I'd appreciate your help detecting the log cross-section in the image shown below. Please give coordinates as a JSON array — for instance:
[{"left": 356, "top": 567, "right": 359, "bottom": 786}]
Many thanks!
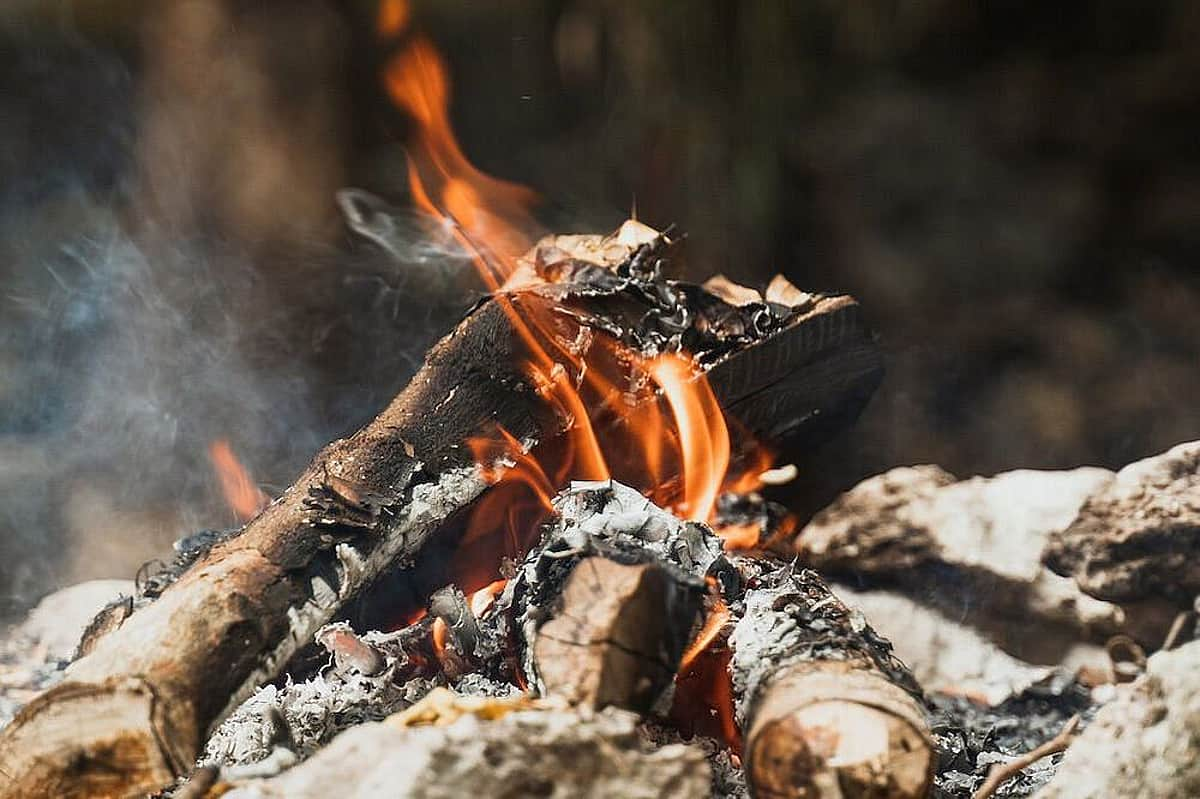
[{"left": 533, "top": 556, "right": 704, "bottom": 712}]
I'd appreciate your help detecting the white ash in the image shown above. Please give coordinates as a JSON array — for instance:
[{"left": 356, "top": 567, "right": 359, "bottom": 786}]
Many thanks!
[
  {"left": 545, "top": 479, "right": 729, "bottom": 578},
  {"left": 797, "top": 464, "right": 1123, "bottom": 652},
  {"left": 221, "top": 702, "right": 712, "bottom": 799},
  {"left": 1036, "top": 640, "right": 1200, "bottom": 799},
  {"left": 451, "top": 671, "right": 520, "bottom": 698},
  {"left": 204, "top": 633, "right": 518, "bottom": 769},
  {"left": 0, "top": 579, "right": 133, "bottom": 728},
  {"left": 927, "top": 672, "right": 1097, "bottom": 798},
  {"left": 202, "top": 672, "right": 419, "bottom": 767}
]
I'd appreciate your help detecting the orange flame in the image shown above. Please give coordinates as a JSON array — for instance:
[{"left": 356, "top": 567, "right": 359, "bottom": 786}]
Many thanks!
[
  {"left": 673, "top": 588, "right": 741, "bottom": 750},
  {"left": 679, "top": 592, "right": 731, "bottom": 674},
  {"left": 469, "top": 579, "right": 507, "bottom": 617},
  {"left": 431, "top": 616, "right": 449, "bottom": 659},
  {"left": 207, "top": 439, "right": 269, "bottom": 521},
  {"left": 376, "top": 0, "right": 410, "bottom": 38},
  {"left": 384, "top": 38, "right": 536, "bottom": 288},
  {"left": 648, "top": 354, "right": 730, "bottom": 521},
  {"left": 377, "top": 13, "right": 779, "bottom": 738}
]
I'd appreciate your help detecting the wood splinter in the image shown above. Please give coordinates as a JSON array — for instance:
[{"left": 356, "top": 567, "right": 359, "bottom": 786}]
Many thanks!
[{"left": 730, "top": 563, "right": 934, "bottom": 799}]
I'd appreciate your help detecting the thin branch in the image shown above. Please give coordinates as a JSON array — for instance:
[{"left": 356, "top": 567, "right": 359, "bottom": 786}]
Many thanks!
[{"left": 971, "top": 714, "right": 1081, "bottom": 799}]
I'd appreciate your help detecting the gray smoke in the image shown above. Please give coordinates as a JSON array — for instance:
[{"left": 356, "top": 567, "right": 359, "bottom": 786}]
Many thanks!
[{"left": 0, "top": 25, "right": 475, "bottom": 618}]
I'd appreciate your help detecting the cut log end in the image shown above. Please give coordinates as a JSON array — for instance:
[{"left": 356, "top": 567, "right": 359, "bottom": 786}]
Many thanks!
[
  {"left": 0, "top": 678, "right": 180, "bottom": 799},
  {"left": 533, "top": 556, "right": 703, "bottom": 713},
  {"left": 745, "top": 670, "right": 933, "bottom": 799}
]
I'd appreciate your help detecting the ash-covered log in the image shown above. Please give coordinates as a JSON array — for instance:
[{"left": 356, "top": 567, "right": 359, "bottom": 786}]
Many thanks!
[
  {"left": 729, "top": 562, "right": 934, "bottom": 799},
  {"left": 511, "top": 479, "right": 731, "bottom": 713},
  {"left": 532, "top": 556, "right": 703, "bottom": 712},
  {"left": 0, "top": 223, "right": 881, "bottom": 798}
]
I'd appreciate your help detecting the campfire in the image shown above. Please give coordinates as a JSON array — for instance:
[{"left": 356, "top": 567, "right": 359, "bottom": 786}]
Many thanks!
[{"left": 2, "top": 4, "right": 1199, "bottom": 799}]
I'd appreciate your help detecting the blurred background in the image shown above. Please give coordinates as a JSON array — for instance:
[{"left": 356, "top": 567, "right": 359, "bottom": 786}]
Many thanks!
[{"left": 1, "top": 0, "right": 1198, "bottom": 618}]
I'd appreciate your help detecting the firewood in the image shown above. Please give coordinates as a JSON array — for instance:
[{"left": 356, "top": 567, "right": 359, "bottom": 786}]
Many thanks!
[
  {"left": 533, "top": 556, "right": 704, "bottom": 712},
  {"left": 729, "top": 562, "right": 934, "bottom": 799},
  {"left": 215, "top": 691, "right": 713, "bottom": 798},
  {"left": 797, "top": 464, "right": 1126, "bottom": 658},
  {"left": 511, "top": 480, "right": 731, "bottom": 713},
  {"left": 1043, "top": 440, "right": 1200, "bottom": 605},
  {"left": 0, "top": 227, "right": 880, "bottom": 798}
]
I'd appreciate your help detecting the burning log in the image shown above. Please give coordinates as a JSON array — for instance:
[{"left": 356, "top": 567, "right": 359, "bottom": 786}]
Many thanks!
[
  {"left": 512, "top": 480, "right": 729, "bottom": 713},
  {"left": 0, "top": 224, "right": 881, "bottom": 798},
  {"left": 729, "top": 562, "right": 934, "bottom": 799}
]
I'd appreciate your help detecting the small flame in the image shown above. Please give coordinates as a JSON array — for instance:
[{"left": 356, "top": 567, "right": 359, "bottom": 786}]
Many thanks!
[
  {"left": 723, "top": 443, "right": 776, "bottom": 496},
  {"left": 668, "top": 580, "right": 740, "bottom": 748},
  {"left": 376, "top": 0, "right": 410, "bottom": 38},
  {"left": 469, "top": 579, "right": 507, "bottom": 616},
  {"left": 207, "top": 439, "right": 269, "bottom": 521},
  {"left": 431, "top": 616, "right": 449, "bottom": 659},
  {"left": 383, "top": 37, "right": 536, "bottom": 288},
  {"left": 679, "top": 593, "right": 731, "bottom": 674},
  {"left": 648, "top": 354, "right": 730, "bottom": 521}
]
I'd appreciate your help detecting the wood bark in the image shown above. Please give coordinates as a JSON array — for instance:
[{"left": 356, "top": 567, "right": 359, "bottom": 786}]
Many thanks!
[
  {"left": 0, "top": 239, "right": 880, "bottom": 797},
  {"left": 729, "top": 562, "right": 933, "bottom": 799}
]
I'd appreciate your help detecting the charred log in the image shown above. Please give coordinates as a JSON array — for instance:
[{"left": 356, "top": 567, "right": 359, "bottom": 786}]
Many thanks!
[{"left": 509, "top": 480, "right": 729, "bottom": 712}]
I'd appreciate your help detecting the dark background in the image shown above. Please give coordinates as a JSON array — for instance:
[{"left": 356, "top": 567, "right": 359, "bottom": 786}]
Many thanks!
[{"left": 1, "top": 0, "right": 1198, "bottom": 616}]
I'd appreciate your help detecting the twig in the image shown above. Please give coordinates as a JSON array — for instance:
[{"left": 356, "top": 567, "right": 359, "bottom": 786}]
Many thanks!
[
  {"left": 971, "top": 714, "right": 1081, "bottom": 799},
  {"left": 1161, "top": 609, "right": 1194, "bottom": 651}
]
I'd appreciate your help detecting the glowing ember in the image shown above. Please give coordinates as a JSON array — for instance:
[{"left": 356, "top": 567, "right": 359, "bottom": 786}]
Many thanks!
[
  {"left": 679, "top": 591, "right": 731, "bottom": 674},
  {"left": 469, "top": 579, "right": 507, "bottom": 617},
  {"left": 431, "top": 616, "right": 449, "bottom": 659},
  {"left": 207, "top": 439, "right": 269, "bottom": 521}
]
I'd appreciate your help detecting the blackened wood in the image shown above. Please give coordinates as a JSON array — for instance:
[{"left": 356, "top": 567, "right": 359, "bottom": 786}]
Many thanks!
[{"left": 0, "top": 296, "right": 556, "bottom": 799}]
